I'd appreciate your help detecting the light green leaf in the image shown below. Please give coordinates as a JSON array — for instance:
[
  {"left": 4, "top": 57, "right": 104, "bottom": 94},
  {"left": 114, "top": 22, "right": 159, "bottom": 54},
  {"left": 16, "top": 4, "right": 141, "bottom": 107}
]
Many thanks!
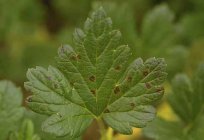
[
  {"left": 165, "top": 46, "right": 188, "bottom": 78},
  {"left": 92, "top": 1, "right": 138, "bottom": 56},
  {"left": 103, "top": 57, "right": 167, "bottom": 134},
  {"left": 139, "top": 4, "right": 186, "bottom": 79},
  {"left": 25, "top": 7, "right": 167, "bottom": 138},
  {"left": 193, "top": 63, "right": 204, "bottom": 104},
  {"left": 141, "top": 4, "right": 175, "bottom": 50},
  {"left": 0, "top": 80, "right": 24, "bottom": 140},
  {"left": 180, "top": 13, "right": 204, "bottom": 42},
  {"left": 187, "top": 116, "right": 204, "bottom": 140},
  {"left": 144, "top": 64, "right": 204, "bottom": 140},
  {"left": 169, "top": 64, "right": 204, "bottom": 123},
  {"left": 143, "top": 118, "right": 183, "bottom": 140},
  {"left": 168, "top": 74, "right": 194, "bottom": 122},
  {"left": 9, "top": 119, "right": 41, "bottom": 140},
  {"left": 25, "top": 111, "right": 81, "bottom": 140},
  {"left": 25, "top": 66, "right": 93, "bottom": 138},
  {"left": 143, "top": 116, "right": 204, "bottom": 140}
]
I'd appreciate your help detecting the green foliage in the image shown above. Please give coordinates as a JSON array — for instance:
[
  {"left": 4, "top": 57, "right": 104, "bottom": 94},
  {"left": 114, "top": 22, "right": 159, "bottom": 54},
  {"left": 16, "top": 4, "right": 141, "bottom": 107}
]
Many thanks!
[
  {"left": 0, "top": 48, "right": 10, "bottom": 78},
  {"left": 53, "top": 0, "right": 92, "bottom": 25},
  {"left": 9, "top": 119, "right": 41, "bottom": 140},
  {"left": 0, "top": 80, "right": 24, "bottom": 140},
  {"left": 140, "top": 4, "right": 188, "bottom": 78},
  {"left": 25, "top": 111, "right": 81, "bottom": 140},
  {"left": 141, "top": 4, "right": 175, "bottom": 51},
  {"left": 24, "top": 7, "right": 167, "bottom": 138},
  {"left": 21, "top": 45, "right": 57, "bottom": 72},
  {"left": 143, "top": 64, "right": 204, "bottom": 140},
  {"left": 93, "top": 3, "right": 187, "bottom": 79},
  {"left": 0, "top": 0, "right": 44, "bottom": 42},
  {"left": 180, "top": 13, "right": 204, "bottom": 42},
  {"left": 188, "top": 41, "right": 204, "bottom": 73},
  {"left": 178, "top": 0, "right": 204, "bottom": 43},
  {"left": 92, "top": 2, "right": 138, "bottom": 55}
]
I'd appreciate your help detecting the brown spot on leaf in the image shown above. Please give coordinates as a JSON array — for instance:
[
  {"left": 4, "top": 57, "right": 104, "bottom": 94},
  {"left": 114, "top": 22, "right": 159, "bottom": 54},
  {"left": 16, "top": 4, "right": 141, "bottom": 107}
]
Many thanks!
[
  {"left": 104, "top": 109, "right": 110, "bottom": 113},
  {"left": 143, "top": 70, "right": 149, "bottom": 76},
  {"left": 156, "top": 87, "right": 164, "bottom": 92},
  {"left": 54, "top": 83, "right": 58, "bottom": 88},
  {"left": 114, "top": 86, "right": 120, "bottom": 94},
  {"left": 70, "top": 54, "right": 78, "bottom": 61},
  {"left": 145, "top": 83, "right": 151, "bottom": 89},
  {"left": 89, "top": 75, "right": 96, "bottom": 82},
  {"left": 126, "top": 76, "right": 132, "bottom": 82},
  {"left": 130, "top": 103, "right": 135, "bottom": 107},
  {"left": 76, "top": 54, "right": 81, "bottom": 59},
  {"left": 26, "top": 97, "right": 32, "bottom": 102},
  {"left": 115, "top": 65, "right": 121, "bottom": 71},
  {"left": 91, "top": 89, "right": 96, "bottom": 95},
  {"left": 70, "top": 54, "right": 81, "bottom": 61}
]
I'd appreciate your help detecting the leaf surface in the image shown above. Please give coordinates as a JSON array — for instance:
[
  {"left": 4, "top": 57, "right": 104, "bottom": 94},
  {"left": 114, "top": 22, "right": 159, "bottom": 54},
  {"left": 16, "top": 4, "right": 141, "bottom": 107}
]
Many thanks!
[
  {"left": 143, "top": 64, "right": 204, "bottom": 140},
  {"left": 25, "top": 7, "right": 167, "bottom": 138},
  {"left": 143, "top": 118, "right": 183, "bottom": 140},
  {"left": 9, "top": 119, "right": 41, "bottom": 140},
  {"left": 0, "top": 80, "right": 24, "bottom": 140}
]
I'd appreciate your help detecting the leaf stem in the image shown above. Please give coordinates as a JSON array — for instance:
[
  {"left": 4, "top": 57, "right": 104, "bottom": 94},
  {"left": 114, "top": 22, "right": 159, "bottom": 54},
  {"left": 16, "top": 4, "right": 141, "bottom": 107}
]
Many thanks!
[{"left": 97, "top": 118, "right": 107, "bottom": 140}]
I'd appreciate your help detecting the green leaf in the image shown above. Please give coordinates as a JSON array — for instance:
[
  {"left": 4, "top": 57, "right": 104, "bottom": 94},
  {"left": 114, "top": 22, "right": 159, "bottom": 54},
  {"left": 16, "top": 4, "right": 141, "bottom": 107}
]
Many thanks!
[
  {"left": 25, "top": 66, "right": 93, "bottom": 138},
  {"left": 193, "top": 63, "right": 204, "bottom": 104},
  {"left": 92, "top": 2, "right": 139, "bottom": 56},
  {"left": 141, "top": 4, "right": 175, "bottom": 51},
  {"left": 9, "top": 119, "right": 41, "bottom": 140},
  {"left": 168, "top": 74, "right": 194, "bottom": 122},
  {"left": 143, "top": 64, "right": 204, "bottom": 140},
  {"left": 187, "top": 116, "right": 204, "bottom": 140},
  {"left": 169, "top": 64, "right": 204, "bottom": 123},
  {"left": 143, "top": 118, "right": 183, "bottom": 140},
  {"left": 165, "top": 46, "right": 188, "bottom": 78},
  {"left": 102, "top": 57, "right": 167, "bottom": 134},
  {"left": 180, "top": 13, "right": 204, "bottom": 42},
  {"left": 25, "top": 7, "right": 167, "bottom": 138},
  {"left": 139, "top": 4, "right": 187, "bottom": 79},
  {"left": 0, "top": 80, "right": 24, "bottom": 140},
  {"left": 143, "top": 116, "right": 204, "bottom": 140},
  {"left": 25, "top": 111, "right": 81, "bottom": 140}
]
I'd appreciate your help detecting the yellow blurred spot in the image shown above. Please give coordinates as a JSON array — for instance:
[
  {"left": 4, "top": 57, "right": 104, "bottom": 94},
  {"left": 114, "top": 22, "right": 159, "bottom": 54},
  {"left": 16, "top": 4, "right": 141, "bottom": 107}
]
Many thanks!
[
  {"left": 114, "top": 128, "right": 141, "bottom": 140},
  {"left": 157, "top": 102, "right": 178, "bottom": 121},
  {"left": 106, "top": 127, "right": 113, "bottom": 140}
]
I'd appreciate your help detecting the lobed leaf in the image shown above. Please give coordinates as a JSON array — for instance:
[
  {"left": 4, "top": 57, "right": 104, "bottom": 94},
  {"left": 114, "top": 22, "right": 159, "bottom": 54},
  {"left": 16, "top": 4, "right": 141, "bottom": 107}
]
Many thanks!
[{"left": 25, "top": 7, "right": 167, "bottom": 138}]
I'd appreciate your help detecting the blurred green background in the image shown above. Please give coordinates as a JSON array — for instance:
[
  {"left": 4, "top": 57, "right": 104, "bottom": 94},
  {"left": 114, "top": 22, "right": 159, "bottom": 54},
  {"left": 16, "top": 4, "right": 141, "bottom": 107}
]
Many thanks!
[{"left": 0, "top": 0, "right": 204, "bottom": 140}]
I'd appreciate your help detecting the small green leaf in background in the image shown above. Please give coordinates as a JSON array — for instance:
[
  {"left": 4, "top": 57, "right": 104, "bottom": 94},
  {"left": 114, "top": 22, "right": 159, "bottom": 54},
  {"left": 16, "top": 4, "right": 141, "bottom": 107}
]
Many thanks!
[
  {"left": 9, "top": 119, "right": 41, "bottom": 140},
  {"left": 143, "top": 64, "right": 204, "bottom": 140},
  {"left": 0, "top": 80, "right": 24, "bottom": 140},
  {"left": 141, "top": 4, "right": 175, "bottom": 51},
  {"left": 140, "top": 4, "right": 188, "bottom": 79},
  {"left": 25, "top": 7, "right": 167, "bottom": 138}
]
